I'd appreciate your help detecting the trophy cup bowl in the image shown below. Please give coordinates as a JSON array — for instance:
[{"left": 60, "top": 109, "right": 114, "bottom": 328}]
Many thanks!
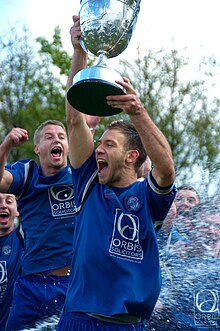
[{"left": 67, "top": 0, "right": 141, "bottom": 116}]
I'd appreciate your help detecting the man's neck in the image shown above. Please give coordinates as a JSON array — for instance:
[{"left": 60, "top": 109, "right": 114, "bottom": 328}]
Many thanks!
[{"left": 0, "top": 227, "right": 14, "bottom": 237}]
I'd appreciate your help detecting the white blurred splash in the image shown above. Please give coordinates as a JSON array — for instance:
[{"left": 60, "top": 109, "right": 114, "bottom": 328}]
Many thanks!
[{"left": 21, "top": 315, "right": 59, "bottom": 331}]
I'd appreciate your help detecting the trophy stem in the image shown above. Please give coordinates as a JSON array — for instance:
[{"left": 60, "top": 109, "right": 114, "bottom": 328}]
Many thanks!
[{"left": 96, "top": 52, "right": 108, "bottom": 67}]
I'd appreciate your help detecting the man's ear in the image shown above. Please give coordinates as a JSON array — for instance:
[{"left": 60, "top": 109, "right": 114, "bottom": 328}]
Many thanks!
[
  {"left": 126, "top": 150, "right": 139, "bottom": 164},
  {"left": 34, "top": 144, "right": 39, "bottom": 155}
]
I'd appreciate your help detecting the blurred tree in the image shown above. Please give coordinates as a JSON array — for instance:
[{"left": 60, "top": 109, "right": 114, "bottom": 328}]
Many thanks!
[
  {"left": 0, "top": 25, "right": 66, "bottom": 163},
  {"left": 37, "top": 26, "right": 94, "bottom": 76},
  {"left": 1, "top": 24, "right": 219, "bottom": 197},
  {"left": 37, "top": 26, "right": 72, "bottom": 77},
  {"left": 118, "top": 48, "right": 220, "bottom": 193}
]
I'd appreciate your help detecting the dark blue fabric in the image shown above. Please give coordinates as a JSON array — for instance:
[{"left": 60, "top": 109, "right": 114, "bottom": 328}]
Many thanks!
[
  {"left": 0, "top": 230, "right": 23, "bottom": 331},
  {"left": 56, "top": 312, "right": 143, "bottom": 331},
  {"left": 5, "top": 274, "right": 69, "bottom": 331}
]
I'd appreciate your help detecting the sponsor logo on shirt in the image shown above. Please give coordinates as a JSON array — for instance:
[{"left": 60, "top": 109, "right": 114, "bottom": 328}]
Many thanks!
[
  {"left": 48, "top": 184, "right": 76, "bottom": 217},
  {"left": 109, "top": 208, "right": 143, "bottom": 261},
  {"left": 0, "top": 261, "right": 8, "bottom": 298},
  {"left": 194, "top": 288, "right": 219, "bottom": 327}
]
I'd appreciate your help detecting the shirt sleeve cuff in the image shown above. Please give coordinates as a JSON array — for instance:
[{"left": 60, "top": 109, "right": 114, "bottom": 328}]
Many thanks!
[{"left": 147, "top": 170, "right": 175, "bottom": 195}]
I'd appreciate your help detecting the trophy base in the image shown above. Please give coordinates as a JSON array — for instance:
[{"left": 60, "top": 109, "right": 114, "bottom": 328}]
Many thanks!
[{"left": 67, "top": 79, "right": 125, "bottom": 116}]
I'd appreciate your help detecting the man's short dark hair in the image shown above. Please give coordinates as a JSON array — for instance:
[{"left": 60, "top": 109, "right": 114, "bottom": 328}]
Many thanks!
[{"left": 107, "top": 120, "right": 147, "bottom": 172}]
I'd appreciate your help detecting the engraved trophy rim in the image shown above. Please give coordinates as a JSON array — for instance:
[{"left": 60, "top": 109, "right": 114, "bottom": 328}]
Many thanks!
[{"left": 79, "top": 0, "right": 141, "bottom": 58}]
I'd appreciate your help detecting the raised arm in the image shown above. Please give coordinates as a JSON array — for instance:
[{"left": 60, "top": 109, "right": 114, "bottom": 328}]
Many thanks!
[
  {"left": 66, "top": 15, "right": 94, "bottom": 168},
  {"left": 106, "top": 78, "right": 175, "bottom": 187},
  {"left": 0, "top": 128, "right": 28, "bottom": 192}
]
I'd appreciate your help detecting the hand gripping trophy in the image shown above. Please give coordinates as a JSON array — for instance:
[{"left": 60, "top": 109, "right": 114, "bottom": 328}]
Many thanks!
[{"left": 67, "top": 0, "right": 142, "bottom": 116}]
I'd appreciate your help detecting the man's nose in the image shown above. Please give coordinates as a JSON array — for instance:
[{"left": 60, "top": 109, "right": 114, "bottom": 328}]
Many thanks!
[
  {"left": 96, "top": 145, "right": 104, "bottom": 154},
  {"left": 182, "top": 198, "right": 190, "bottom": 205},
  {"left": 53, "top": 136, "right": 61, "bottom": 144}
]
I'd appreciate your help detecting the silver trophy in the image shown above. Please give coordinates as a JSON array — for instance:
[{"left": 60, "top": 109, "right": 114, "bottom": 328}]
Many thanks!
[{"left": 67, "top": 0, "right": 142, "bottom": 116}]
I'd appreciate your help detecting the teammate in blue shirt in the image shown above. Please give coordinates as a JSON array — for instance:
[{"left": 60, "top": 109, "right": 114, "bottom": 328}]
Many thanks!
[
  {"left": 0, "top": 193, "right": 23, "bottom": 331},
  {"left": 56, "top": 15, "right": 176, "bottom": 331},
  {"left": 0, "top": 120, "right": 76, "bottom": 330}
]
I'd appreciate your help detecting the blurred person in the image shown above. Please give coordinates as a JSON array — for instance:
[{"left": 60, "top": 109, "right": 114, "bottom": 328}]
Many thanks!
[
  {"left": 148, "top": 201, "right": 220, "bottom": 331},
  {"left": 149, "top": 192, "right": 200, "bottom": 329},
  {"left": 158, "top": 185, "right": 200, "bottom": 248},
  {"left": 175, "top": 185, "right": 200, "bottom": 216},
  {"left": 211, "top": 215, "right": 220, "bottom": 259},
  {"left": 213, "top": 189, "right": 220, "bottom": 205},
  {"left": 159, "top": 201, "right": 177, "bottom": 235},
  {"left": 0, "top": 193, "right": 22, "bottom": 331},
  {"left": 164, "top": 185, "right": 201, "bottom": 250},
  {"left": 156, "top": 201, "right": 186, "bottom": 257},
  {"left": 86, "top": 115, "right": 101, "bottom": 135},
  {"left": 137, "top": 156, "right": 152, "bottom": 181},
  {"left": 174, "top": 203, "right": 220, "bottom": 259},
  {"left": 56, "top": 15, "right": 176, "bottom": 331},
  {"left": 148, "top": 202, "right": 177, "bottom": 331},
  {"left": 0, "top": 121, "right": 76, "bottom": 331},
  {"left": 170, "top": 202, "right": 220, "bottom": 330}
]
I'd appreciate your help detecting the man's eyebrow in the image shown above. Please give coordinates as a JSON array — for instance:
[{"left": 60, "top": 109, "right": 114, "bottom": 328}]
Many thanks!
[
  {"left": 44, "top": 132, "right": 53, "bottom": 135},
  {"left": 44, "top": 131, "right": 65, "bottom": 135},
  {"left": 103, "top": 138, "right": 117, "bottom": 144},
  {"left": 6, "top": 194, "right": 15, "bottom": 200}
]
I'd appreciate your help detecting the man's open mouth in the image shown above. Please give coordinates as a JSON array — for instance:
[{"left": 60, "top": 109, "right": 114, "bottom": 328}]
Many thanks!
[
  {"left": 51, "top": 146, "right": 62, "bottom": 158},
  {"left": 97, "top": 159, "right": 108, "bottom": 173},
  {"left": 0, "top": 212, "right": 9, "bottom": 219}
]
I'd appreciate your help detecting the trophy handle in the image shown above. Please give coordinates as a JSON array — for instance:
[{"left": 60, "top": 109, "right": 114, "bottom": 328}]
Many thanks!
[
  {"left": 79, "top": 39, "right": 88, "bottom": 54},
  {"left": 107, "top": 0, "right": 142, "bottom": 56}
]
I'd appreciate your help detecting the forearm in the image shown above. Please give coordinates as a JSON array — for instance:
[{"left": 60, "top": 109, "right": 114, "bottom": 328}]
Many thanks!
[
  {"left": 67, "top": 15, "right": 87, "bottom": 90},
  {"left": 66, "top": 50, "right": 93, "bottom": 168},
  {"left": 66, "top": 15, "right": 96, "bottom": 168},
  {"left": 0, "top": 141, "right": 12, "bottom": 191},
  {"left": 0, "top": 147, "right": 8, "bottom": 179},
  {"left": 66, "top": 46, "right": 88, "bottom": 128},
  {"left": 67, "top": 48, "right": 87, "bottom": 90},
  {"left": 130, "top": 108, "right": 175, "bottom": 186},
  {"left": 106, "top": 77, "right": 175, "bottom": 186},
  {"left": 66, "top": 47, "right": 88, "bottom": 128}
]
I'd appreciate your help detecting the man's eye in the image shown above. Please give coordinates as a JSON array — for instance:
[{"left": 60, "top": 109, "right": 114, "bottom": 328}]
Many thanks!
[{"left": 188, "top": 198, "right": 195, "bottom": 203}]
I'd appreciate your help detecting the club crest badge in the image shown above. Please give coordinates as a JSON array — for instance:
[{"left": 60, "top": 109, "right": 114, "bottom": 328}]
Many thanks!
[{"left": 126, "top": 196, "right": 141, "bottom": 212}]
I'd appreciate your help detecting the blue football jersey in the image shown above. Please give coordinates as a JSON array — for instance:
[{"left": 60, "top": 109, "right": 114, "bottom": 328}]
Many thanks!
[
  {"left": 65, "top": 151, "right": 176, "bottom": 320},
  {"left": 5, "top": 160, "right": 76, "bottom": 276},
  {"left": 0, "top": 229, "right": 23, "bottom": 329}
]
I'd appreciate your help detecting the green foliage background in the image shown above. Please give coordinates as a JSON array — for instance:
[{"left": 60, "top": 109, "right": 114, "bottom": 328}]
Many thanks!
[{"left": 0, "top": 23, "right": 219, "bottom": 197}]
